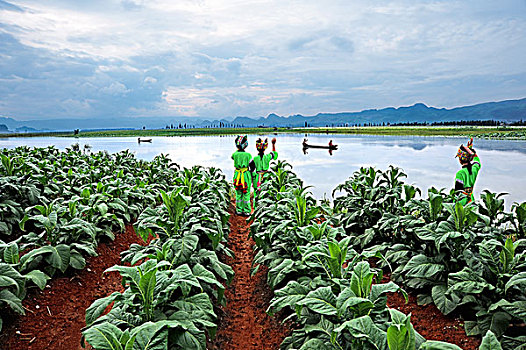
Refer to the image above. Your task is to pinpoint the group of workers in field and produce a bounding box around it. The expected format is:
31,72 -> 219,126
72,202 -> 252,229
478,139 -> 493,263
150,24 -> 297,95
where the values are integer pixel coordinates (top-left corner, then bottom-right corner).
231,134 -> 481,216
231,135 -> 278,216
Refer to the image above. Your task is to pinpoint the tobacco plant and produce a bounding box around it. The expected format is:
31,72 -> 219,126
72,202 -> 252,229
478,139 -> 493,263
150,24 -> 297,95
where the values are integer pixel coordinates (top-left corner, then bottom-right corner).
332,165 -> 526,349
82,165 -> 232,349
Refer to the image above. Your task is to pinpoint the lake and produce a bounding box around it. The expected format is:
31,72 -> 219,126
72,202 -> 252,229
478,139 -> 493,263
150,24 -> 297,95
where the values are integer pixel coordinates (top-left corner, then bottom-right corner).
2,134 -> 526,206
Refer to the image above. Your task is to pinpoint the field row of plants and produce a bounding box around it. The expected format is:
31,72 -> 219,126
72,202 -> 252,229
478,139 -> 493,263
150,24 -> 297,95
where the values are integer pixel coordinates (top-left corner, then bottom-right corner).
81,165 -> 233,349
251,161 -> 525,349
0,146 -> 185,333
331,167 -> 526,349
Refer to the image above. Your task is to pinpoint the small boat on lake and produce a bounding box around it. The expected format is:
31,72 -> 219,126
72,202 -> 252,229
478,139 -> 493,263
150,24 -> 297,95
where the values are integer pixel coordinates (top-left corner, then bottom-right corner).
302,139 -> 338,150
138,138 -> 152,143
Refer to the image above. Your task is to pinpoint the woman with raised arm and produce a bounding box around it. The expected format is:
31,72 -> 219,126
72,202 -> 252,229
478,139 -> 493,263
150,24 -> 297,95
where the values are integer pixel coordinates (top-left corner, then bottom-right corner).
454,137 -> 481,205
250,137 -> 278,201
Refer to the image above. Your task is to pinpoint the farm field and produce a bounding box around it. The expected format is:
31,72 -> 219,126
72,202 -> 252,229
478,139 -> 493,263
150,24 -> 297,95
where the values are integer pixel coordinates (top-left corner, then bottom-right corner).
1,146 -> 525,349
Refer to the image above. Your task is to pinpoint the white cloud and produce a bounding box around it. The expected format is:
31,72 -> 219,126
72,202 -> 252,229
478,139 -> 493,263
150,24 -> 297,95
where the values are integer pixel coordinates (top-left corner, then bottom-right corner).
143,76 -> 157,84
100,82 -> 130,95
1,0 -> 525,118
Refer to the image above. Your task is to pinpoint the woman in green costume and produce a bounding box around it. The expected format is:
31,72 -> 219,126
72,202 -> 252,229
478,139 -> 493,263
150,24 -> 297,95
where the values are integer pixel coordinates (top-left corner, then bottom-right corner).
250,137 -> 278,199
454,138 -> 481,205
232,135 -> 253,216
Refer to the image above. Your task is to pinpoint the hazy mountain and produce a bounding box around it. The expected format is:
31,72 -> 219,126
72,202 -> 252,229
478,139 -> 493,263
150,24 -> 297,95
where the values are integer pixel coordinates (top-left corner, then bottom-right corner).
217,98 -> 526,128
1,98 -> 525,132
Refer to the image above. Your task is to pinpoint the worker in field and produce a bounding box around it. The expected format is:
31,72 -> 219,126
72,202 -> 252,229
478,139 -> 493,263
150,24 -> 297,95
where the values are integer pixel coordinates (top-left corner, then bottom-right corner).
454,137 -> 481,205
232,135 -> 253,216
250,137 -> 278,200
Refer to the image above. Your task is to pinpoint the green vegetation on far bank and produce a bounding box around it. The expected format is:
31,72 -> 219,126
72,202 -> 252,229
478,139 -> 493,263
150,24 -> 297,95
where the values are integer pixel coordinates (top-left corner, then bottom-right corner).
2,126 -> 526,139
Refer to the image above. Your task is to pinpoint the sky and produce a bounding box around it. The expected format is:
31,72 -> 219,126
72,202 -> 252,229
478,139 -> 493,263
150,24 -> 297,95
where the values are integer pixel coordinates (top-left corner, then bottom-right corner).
0,0 -> 525,121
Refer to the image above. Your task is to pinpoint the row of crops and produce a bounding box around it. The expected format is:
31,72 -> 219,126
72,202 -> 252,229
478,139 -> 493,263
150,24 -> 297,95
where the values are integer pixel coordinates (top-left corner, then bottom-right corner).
0,146 -> 164,332
0,146 -> 232,348
2,145 -> 525,349
82,165 -> 233,349
251,161 -> 526,349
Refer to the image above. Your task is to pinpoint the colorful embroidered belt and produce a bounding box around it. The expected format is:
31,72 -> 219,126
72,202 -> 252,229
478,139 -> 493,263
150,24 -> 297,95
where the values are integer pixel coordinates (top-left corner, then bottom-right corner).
234,167 -> 248,189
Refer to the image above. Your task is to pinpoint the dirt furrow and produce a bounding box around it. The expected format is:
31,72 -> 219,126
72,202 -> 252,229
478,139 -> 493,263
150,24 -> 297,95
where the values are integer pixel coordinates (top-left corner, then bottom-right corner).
1,225 -> 146,350
212,209 -> 290,350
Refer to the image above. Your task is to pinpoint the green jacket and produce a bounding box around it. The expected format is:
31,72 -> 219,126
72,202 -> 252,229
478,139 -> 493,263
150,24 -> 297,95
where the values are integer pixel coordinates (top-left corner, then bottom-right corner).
252,151 -> 278,172
455,155 -> 481,205
251,151 -> 278,191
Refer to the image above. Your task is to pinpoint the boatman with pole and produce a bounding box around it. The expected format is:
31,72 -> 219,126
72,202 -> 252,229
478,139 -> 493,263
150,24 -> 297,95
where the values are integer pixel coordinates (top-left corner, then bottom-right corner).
454,137 -> 481,205
232,135 -> 253,216
250,137 -> 278,201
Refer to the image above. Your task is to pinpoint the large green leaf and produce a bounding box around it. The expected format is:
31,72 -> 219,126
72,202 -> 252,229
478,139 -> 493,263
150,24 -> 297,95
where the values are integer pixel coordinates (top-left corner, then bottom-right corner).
403,254 -> 444,279
0,289 -> 24,315
267,258 -> 295,289
168,264 -> 202,296
269,281 -> 310,313
82,321 -> 123,350
432,285 -> 459,315
24,270 -> 50,290
19,244 -> 71,272
387,323 -> 415,350
3,242 -> 19,264
0,265 -> 23,294
138,268 -> 156,307
173,234 -> 199,264
418,341 -> 462,350
297,286 -> 338,316
129,322 -> 169,350
192,263 -> 223,289
171,292 -> 216,318
334,315 -> 387,350
505,272 -> 526,293
86,292 -> 122,327
448,267 -> 493,294
299,338 -> 333,350
370,281 -> 406,304
351,261 -> 374,298
479,330 -> 502,350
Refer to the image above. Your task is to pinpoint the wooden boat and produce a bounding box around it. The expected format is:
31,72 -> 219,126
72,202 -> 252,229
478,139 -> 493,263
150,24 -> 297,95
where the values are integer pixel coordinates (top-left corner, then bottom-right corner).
302,142 -> 338,150
138,138 -> 152,143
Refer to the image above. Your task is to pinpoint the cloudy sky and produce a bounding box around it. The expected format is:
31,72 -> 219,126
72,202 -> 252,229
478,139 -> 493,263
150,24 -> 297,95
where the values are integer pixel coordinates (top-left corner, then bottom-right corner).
0,0 -> 525,120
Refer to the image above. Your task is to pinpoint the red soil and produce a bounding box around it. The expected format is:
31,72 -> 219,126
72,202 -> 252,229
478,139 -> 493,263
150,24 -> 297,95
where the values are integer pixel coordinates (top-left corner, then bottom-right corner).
1,225 -> 146,350
385,273 -> 481,349
211,210 -> 291,350
0,215 -> 483,350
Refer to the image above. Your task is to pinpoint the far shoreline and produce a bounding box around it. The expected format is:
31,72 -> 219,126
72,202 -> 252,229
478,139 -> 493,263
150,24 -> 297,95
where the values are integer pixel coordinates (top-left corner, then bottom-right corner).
1,125 -> 526,139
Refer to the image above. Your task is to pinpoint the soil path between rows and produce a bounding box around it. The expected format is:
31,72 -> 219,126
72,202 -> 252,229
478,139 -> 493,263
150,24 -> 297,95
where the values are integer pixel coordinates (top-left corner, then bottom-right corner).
1,225 -> 146,350
384,273 -> 481,350
211,208 -> 291,350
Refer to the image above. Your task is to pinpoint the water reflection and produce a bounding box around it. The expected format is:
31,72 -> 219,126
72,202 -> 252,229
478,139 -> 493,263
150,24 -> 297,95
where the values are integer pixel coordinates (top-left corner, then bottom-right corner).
1,134 -> 525,206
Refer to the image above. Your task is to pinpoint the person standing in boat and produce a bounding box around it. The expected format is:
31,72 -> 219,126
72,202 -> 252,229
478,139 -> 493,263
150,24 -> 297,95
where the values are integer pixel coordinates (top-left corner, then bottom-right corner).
232,135 -> 253,216
329,140 -> 333,148
454,137 -> 481,205
250,137 -> 278,201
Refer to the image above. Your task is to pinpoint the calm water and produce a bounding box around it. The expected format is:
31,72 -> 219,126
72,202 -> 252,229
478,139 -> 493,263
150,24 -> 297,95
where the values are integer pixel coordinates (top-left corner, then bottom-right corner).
2,134 -> 526,206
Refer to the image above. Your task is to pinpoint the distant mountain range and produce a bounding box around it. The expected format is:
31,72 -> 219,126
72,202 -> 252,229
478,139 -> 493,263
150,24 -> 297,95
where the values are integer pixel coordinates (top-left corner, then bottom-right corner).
1,98 -> 525,132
